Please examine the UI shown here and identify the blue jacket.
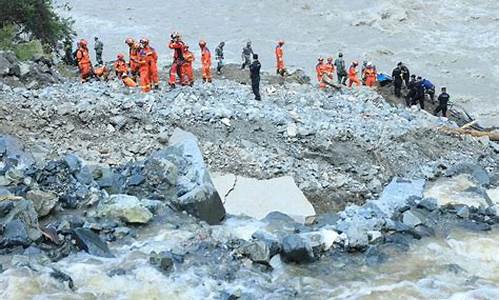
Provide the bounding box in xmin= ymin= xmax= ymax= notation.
xmin=422 ymin=79 xmax=434 ymax=90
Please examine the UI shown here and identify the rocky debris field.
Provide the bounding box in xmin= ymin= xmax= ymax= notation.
xmin=0 ymin=73 xmax=497 ymax=212
xmin=0 ymin=56 xmax=498 ymax=297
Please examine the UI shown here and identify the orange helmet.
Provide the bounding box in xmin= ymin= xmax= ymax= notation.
xmin=125 ymin=38 xmax=134 ymax=45
xmin=80 ymin=39 xmax=88 ymax=47
xmin=199 ymin=40 xmax=206 ymax=46
xmin=117 ymin=53 xmax=124 ymax=60
xmin=140 ymin=38 xmax=149 ymax=45
xmin=277 ymin=39 xmax=285 ymax=45
xmin=327 ymin=57 xmax=333 ymax=62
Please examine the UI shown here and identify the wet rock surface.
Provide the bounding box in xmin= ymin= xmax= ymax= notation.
xmin=72 ymin=228 xmax=113 ymax=258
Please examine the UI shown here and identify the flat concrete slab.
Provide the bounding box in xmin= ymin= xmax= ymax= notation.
xmin=212 ymin=174 xmax=315 ymax=223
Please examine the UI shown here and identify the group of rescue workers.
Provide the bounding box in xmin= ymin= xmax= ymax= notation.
xmin=72 ymin=33 xmax=451 ymax=117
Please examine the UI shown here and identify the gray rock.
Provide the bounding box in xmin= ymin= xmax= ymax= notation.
xmin=343 ymin=225 xmax=369 ymax=250
xmin=158 ymin=132 xmax=169 ymax=144
xmin=0 ymin=201 xmax=14 ymax=217
xmin=239 ymin=240 xmax=271 ymax=265
xmin=299 ymin=231 xmax=325 ymax=255
xmin=402 ymin=210 xmax=423 ymax=227
xmin=0 ymin=199 xmax=40 ymax=242
xmin=446 ymin=163 xmax=490 ymax=186
xmin=72 ymin=228 xmax=114 ymax=258
xmin=76 ymin=166 xmax=94 ymax=185
xmin=93 ymin=166 xmax=123 ymax=194
xmin=0 ymin=135 xmax=35 ymax=168
xmin=165 ymin=129 xmax=225 ymax=225
xmin=97 ymin=194 xmax=153 ymax=224
xmin=149 ymin=251 xmax=175 ymax=272
xmin=63 ymin=154 xmax=82 ymax=174
xmin=128 ymin=157 xmax=177 ymax=200
xmin=26 ymin=189 xmax=58 ymax=217
xmin=414 ymin=224 xmax=435 ymax=237
xmin=109 ymin=116 xmax=127 ymax=130
xmin=0 ymin=52 xmax=13 ymax=76
xmin=281 ymin=234 xmax=314 ymax=263
xmin=0 ymin=219 xmax=30 ymax=247
xmin=457 ymin=206 xmax=470 ymax=219
xmin=367 ymin=178 xmax=425 ymax=218
xmin=417 ymin=198 xmax=438 ymax=211
xmin=251 ymin=230 xmax=281 ymax=257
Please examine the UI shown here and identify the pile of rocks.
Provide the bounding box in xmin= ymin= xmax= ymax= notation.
xmin=0 ymin=50 xmax=63 ymax=90
xmin=0 ymin=129 xmax=225 ymax=258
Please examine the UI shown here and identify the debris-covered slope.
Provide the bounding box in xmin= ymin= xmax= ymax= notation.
xmin=0 ymin=78 xmax=497 ymax=212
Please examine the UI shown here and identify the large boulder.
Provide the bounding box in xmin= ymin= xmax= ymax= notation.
xmin=0 ymin=199 xmax=41 ymax=248
xmin=160 ymin=129 xmax=225 ymax=225
xmin=97 ymin=194 xmax=153 ymax=224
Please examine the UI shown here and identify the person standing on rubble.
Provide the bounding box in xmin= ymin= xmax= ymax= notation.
xmin=94 ymin=37 xmax=104 ymax=65
xmin=249 ymin=54 xmax=261 ymax=101
xmin=241 ymin=41 xmax=254 ymax=69
xmin=215 ymin=42 xmax=225 ymax=75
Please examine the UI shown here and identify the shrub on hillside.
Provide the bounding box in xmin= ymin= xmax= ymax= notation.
xmin=0 ymin=0 xmax=74 ymax=48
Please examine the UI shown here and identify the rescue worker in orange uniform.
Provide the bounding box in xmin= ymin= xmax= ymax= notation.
xmin=363 ymin=62 xmax=377 ymax=87
xmin=137 ymin=43 xmax=151 ymax=92
xmin=125 ymin=38 xmax=140 ymax=81
xmin=114 ymin=53 xmax=128 ymax=79
xmin=75 ymin=39 xmax=92 ymax=82
xmin=93 ymin=65 xmax=110 ymax=81
xmin=181 ymin=45 xmax=195 ymax=86
xmin=348 ymin=61 xmax=361 ymax=87
xmin=316 ymin=57 xmax=326 ymax=88
xmin=323 ymin=57 xmax=335 ymax=80
xmin=121 ymin=73 xmax=137 ymax=88
xmin=168 ymin=32 xmax=185 ymax=87
xmin=199 ymin=40 xmax=212 ymax=83
xmin=275 ymin=40 xmax=286 ymax=77
xmin=140 ymin=38 xmax=159 ymax=89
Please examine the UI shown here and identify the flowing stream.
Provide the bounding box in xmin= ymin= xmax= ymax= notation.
xmin=0 ymin=220 xmax=497 ymax=299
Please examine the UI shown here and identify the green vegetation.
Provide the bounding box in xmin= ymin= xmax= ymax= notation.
xmin=0 ymin=0 xmax=74 ymax=59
